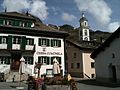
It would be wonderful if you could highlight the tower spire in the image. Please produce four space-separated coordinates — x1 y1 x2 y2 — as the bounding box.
82 11 84 17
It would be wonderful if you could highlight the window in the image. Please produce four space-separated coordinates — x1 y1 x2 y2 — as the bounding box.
39 38 49 46
0 56 11 65
12 36 21 44
38 56 50 65
8 20 12 25
51 57 61 64
84 30 87 36
112 53 115 58
91 74 95 78
24 57 33 65
71 63 74 69
73 52 77 58
84 21 87 26
0 36 8 44
76 63 80 68
26 38 34 45
51 39 61 47
46 69 53 77
91 62 95 68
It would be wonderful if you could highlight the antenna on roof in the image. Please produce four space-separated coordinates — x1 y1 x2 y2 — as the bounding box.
26 10 29 16
5 7 7 12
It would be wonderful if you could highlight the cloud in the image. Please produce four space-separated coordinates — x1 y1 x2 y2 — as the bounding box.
108 22 120 32
2 0 49 20
62 12 76 22
51 6 60 15
29 0 48 20
74 0 112 25
2 0 29 12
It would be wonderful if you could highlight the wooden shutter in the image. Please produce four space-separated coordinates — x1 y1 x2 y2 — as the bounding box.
0 36 1 44
7 35 12 49
0 19 3 25
21 36 26 50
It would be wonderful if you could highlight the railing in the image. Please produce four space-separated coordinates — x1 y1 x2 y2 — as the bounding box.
25 65 32 76
0 65 10 74
84 73 90 79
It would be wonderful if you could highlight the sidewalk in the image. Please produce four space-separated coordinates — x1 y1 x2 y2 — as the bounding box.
0 82 28 90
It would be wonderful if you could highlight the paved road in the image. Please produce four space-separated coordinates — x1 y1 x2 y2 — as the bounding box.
0 82 28 90
77 83 120 90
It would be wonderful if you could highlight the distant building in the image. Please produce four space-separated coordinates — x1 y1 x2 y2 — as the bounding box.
0 12 68 79
66 13 97 78
91 27 120 83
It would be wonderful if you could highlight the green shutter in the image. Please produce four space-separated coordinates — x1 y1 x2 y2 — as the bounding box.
47 39 49 46
13 20 19 26
0 19 3 25
58 40 61 47
29 57 33 65
21 36 26 50
28 22 32 27
39 38 41 46
51 40 53 47
0 36 2 44
7 35 12 49
46 57 49 65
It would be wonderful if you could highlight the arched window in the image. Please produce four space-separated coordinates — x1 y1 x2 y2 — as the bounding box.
84 30 87 36
84 21 87 26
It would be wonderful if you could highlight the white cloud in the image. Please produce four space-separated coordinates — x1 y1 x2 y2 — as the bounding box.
2 0 29 12
108 22 120 32
74 0 112 25
29 0 48 20
62 12 76 22
2 0 49 20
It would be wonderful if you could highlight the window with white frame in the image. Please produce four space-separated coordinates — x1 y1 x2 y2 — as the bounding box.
0 36 8 44
12 36 21 44
24 57 33 65
51 57 61 64
51 39 61 47
0 56 11 64
26 38 34 45
39 38 49 46
38 56 50 65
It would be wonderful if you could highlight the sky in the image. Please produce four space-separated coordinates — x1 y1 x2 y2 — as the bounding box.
0 0 120 32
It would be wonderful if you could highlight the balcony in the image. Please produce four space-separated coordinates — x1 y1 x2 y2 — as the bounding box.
0 44 7 49
0 44 35 52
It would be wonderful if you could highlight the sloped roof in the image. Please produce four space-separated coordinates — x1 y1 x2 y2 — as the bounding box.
66 39 97 50
0 12 35 20
91 26 120 59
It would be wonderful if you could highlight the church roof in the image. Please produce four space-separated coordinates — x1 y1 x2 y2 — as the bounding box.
79 17 88 22
91 26 120 59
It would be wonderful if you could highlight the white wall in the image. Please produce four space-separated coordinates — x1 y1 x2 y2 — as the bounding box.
95 37 120 81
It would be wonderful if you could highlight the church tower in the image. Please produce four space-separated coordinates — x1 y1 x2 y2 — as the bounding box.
79 13 90 41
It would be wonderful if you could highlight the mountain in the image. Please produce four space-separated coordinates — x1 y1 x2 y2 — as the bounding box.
48 24 111 43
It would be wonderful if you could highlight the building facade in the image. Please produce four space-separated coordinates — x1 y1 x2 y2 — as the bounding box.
91 27 120 83
66 40 96 78
0 12 68 78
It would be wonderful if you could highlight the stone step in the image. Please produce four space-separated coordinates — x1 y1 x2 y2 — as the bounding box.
6 72 28 82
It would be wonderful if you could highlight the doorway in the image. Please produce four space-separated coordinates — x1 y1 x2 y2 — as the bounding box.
11 53 21 71
111 66 117 82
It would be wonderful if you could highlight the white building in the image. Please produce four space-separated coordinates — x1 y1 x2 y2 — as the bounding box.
0 12 68 79
91 27 120 83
